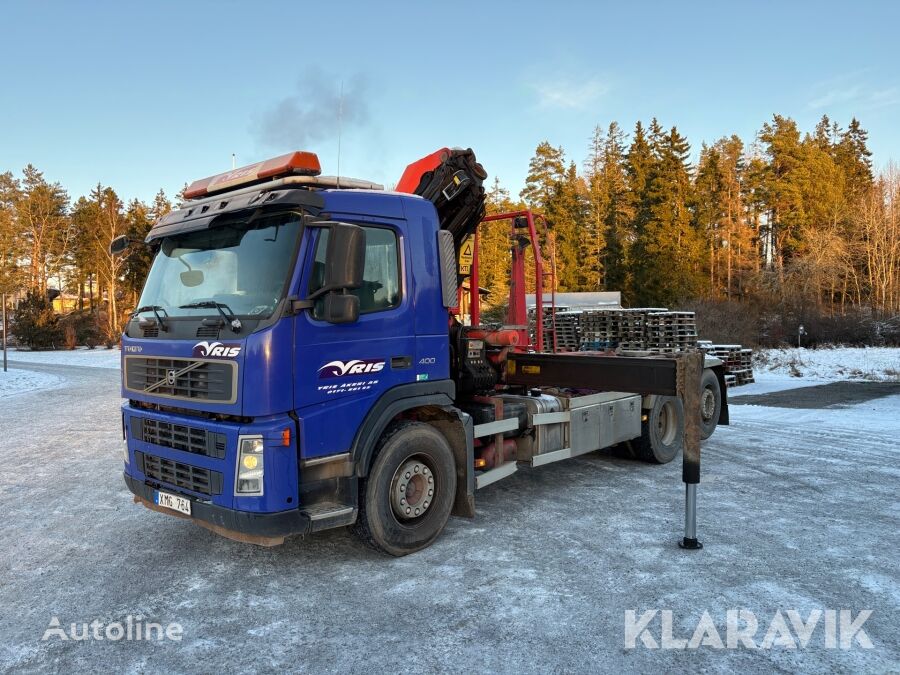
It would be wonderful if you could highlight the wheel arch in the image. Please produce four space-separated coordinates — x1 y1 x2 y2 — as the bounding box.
349 380 475 517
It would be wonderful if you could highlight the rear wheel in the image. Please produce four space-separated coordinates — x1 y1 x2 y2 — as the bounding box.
699 369 722 441
352 421 456 556
634 396 684 464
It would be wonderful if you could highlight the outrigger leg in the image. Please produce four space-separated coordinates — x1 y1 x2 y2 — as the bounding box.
678 351 703 550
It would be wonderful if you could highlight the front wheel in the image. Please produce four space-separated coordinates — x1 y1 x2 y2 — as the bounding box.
352 421 456 556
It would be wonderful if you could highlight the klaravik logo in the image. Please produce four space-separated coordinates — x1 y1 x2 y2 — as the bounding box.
318 359 385 379
192 341 242 359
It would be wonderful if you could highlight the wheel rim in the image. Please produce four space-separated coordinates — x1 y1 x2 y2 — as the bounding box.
700 387 716 423
390 456 435 521
657 401 678 446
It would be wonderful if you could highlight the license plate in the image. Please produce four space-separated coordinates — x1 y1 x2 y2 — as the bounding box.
154 490 192 515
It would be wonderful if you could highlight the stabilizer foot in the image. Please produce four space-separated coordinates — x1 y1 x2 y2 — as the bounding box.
679 537 703 550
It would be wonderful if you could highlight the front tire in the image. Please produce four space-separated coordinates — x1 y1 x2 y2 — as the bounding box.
352 421 456 556
634 396 684 464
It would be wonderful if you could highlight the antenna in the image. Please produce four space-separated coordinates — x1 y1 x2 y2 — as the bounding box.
231 153 236 170
336 80 344 188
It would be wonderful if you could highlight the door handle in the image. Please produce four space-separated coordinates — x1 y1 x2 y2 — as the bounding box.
391 356 412 370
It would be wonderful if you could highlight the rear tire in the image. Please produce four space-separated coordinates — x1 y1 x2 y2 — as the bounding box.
699 369 722 441
352 420 456 556
634 396 684 464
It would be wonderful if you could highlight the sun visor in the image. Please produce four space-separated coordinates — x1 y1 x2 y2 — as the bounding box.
146 188 325 242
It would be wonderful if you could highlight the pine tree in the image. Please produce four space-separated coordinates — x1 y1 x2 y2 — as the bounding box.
716 135 749 298
520 142 565 208
631 125 705 305
584 125 609 288
69 195 101 310
123 198 154 304
520 143 590 292
10 290 64 349
585 122 633 292
758 115 806 271
17 165 70 295
479 177 517 306
622 121 654 302
79 184 128 342
835 117 874 202
548 161 589 290
0 171 24 294
694 144 726 294
742 149 769 271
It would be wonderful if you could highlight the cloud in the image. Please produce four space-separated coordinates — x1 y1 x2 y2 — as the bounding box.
531 77 608 109
253 69 370 149
808 85 864 109
868 87 900 108
807 77 899 111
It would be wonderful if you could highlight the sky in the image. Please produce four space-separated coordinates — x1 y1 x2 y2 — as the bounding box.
1 0 899 205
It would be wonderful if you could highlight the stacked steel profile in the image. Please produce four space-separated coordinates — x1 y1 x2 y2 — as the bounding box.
578 307 697 353
526 305 753 386
697 342 755 386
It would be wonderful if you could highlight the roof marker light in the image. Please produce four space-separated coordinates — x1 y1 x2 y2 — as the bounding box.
184 151 321 199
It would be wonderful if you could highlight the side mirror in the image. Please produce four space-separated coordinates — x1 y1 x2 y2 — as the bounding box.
110 235 130 256
321 293 359 324
323 223 365 291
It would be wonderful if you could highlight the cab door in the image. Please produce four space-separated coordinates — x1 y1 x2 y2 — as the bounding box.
293 219 416 459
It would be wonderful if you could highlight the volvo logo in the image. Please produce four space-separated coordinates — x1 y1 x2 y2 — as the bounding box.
166 369 177 386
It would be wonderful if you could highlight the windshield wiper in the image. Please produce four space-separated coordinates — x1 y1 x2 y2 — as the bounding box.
178 301 243 333
133 305 169 332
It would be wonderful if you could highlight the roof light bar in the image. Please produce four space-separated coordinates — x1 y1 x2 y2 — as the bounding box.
184 151 322 199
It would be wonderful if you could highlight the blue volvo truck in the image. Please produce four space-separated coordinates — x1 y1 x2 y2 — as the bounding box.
116 149 727 555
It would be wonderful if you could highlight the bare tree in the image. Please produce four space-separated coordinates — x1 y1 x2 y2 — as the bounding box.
89 186 127 341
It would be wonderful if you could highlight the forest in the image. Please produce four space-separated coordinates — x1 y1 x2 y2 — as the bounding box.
1 113 898 347
476 115 899 345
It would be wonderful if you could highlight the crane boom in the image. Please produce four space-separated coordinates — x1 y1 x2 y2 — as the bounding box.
396 147 488 251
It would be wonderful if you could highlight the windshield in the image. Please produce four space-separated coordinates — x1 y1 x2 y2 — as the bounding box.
137 210 303 319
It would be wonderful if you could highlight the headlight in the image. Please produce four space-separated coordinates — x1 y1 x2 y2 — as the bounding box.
236 436 264 494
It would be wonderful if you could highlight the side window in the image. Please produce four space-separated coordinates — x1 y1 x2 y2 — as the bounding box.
308 225 401 318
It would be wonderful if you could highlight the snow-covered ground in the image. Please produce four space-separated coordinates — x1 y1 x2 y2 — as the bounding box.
0 347 898 672
753 346 900 382
0 346 119 399
0 367 63 399
5 346 121 369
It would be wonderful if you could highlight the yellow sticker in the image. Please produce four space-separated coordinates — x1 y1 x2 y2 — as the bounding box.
458 236 474 277
507 360 516 375
522 365 541 375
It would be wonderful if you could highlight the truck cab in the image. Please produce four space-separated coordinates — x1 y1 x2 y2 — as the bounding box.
121 152 469 550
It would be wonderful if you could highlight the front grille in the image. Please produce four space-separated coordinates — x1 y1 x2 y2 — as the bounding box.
142 326 159 338
125 357 236 403
137 451 223 495
132 417 226 458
